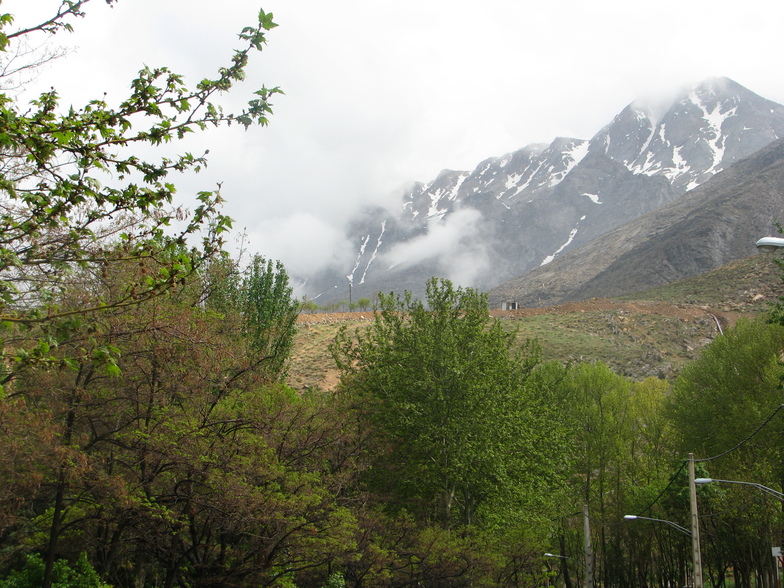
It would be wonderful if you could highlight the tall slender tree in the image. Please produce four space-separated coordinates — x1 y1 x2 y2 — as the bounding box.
669 317 784 587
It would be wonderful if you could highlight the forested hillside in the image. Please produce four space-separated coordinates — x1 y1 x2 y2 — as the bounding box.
2 4 784 588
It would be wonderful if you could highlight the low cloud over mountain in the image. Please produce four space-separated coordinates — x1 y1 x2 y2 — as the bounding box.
299 78 784 304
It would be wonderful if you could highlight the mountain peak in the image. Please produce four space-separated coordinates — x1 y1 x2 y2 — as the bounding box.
626 77 744 125
300 79 784 304
694 76 745 95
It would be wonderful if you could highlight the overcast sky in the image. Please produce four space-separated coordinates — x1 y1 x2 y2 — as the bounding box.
12 0 784 276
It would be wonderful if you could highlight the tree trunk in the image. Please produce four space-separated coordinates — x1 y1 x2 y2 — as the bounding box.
559 534 574 588
42 469 67 588
42 404 76 588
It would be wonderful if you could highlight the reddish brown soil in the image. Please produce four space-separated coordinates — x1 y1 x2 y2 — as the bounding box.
297 298 743 328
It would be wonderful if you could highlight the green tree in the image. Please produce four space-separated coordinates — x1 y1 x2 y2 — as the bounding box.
240 255 299 379
560 362 634 585
565 362 634 506
670 317 784 475
0 4 281 585
669 317 784 586
550 364 684 587
0 1 281 390
628 377 674 484
301 299 319 314
331 278 567 530
204 254 299 380
5 260 362 587
0 552 109 588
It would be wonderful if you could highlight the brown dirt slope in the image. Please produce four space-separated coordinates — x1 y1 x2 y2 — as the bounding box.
288 254 781 390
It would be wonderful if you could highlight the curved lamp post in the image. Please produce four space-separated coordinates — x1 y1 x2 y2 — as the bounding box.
756 237 784 252
544 553 575 561
624 513 694 587
544 505 594 588
623 514 691 536
626 454 703 587
695 478 784 501
543 553 576 587
696 477 784 585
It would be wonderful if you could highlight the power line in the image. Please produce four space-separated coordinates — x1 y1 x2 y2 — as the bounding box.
637 460 688 515
625 402 784 515
694 403 784 463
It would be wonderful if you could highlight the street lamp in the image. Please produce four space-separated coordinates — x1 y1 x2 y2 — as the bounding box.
623 514 691 536
695 478 784 501
543 504 594 588
626 454 704 586
756 237 784 252
624 514 692 587
544 553 575 561
543 552 575 588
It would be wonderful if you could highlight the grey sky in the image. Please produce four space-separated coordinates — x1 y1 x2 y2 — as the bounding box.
12 0 784 275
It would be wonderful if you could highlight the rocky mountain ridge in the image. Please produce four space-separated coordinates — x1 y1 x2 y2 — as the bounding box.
300 77 784 304
488 136 784 308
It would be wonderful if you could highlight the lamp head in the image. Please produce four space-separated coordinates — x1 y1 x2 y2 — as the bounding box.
756 237 784 252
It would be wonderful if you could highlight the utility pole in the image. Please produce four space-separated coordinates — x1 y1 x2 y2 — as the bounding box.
584 504 594 588
688 453 704 588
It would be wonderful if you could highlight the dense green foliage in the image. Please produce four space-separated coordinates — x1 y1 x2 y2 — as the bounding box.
3 2 784 586
206 254 300 379
670 317 784 473
669 317 784 586
331 279 569 531
1 257 362 586
0 553 109 588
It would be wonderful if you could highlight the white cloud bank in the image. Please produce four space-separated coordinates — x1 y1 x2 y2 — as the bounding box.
8 0 784 276
383 208 489 286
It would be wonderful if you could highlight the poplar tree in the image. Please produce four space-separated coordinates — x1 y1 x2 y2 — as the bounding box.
331 278 567 530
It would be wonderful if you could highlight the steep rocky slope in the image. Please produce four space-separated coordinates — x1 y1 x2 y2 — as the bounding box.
488 137 784 307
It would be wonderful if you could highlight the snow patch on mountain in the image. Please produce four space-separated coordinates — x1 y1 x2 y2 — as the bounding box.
509 158 547 197
428 172 468 220
541 224 580 266
547 140 589 188
691 88 736 173
347 234 371 285
358 221 385 285
505 171 524 191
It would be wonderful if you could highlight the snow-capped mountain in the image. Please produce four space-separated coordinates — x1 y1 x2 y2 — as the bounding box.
302 78 784 304
488 136 784 308
590 77 784 191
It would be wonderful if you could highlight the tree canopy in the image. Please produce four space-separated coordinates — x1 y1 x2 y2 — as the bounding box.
0 0 281 389
6 3 784 586
331 278 569 530
0 3 297 587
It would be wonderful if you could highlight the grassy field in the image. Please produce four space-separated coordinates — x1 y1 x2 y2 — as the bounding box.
286 254 783 390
